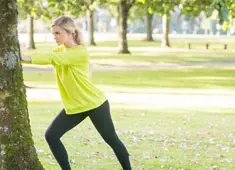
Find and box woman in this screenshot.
[20,16,132,170]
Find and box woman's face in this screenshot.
[52,26,70,45]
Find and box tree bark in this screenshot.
[162,14,171,47]
[146,10,154,41]
[28,15,36,49]
[0,0,44,169]
[117,1,130,54]
[87,9,96,46]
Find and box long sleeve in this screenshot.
[28,46,88,66]
[52,47,88,65]
[29,52,54,65]
[34,45,106,114]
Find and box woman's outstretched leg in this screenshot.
[89,101,132,170]
[45,109,88,170]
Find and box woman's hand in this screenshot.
[18,41,31,63]
[21,55,31,63]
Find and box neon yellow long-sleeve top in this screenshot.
[29,45,106,114]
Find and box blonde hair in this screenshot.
[52,16,83,45]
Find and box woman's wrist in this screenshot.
[22,55,32,63]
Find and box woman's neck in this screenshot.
[64,40,77,48]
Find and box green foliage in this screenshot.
[128,0,158,24]
[43,0,107,21]
[181,0,235,29]
[128,6,146,23]
[142,0,182,16]
[181,0,213,17]
[107,4,118,17]
[17,0,46,19]
[210,0,230,25]
[106,0,142,18]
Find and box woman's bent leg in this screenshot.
[45,109,88,170]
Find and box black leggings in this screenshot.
[45,100,131,170]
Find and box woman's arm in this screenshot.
[18,42,88,65]
[50,47,88,66]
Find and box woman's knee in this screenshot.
[103,132,120,145]
[45,129,58,144]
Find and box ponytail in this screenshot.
[74,29,83,45]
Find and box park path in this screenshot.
[23,60,235,72]
[26,87,235,108]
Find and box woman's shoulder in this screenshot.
[53,45,88,54]
[53,45,65,53]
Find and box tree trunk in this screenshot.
[162,14,171,47]
[28,15,36,49]
[87,9,96,46]
[0,0,44,169]
[146,10,154,41]
[117,1,130,54]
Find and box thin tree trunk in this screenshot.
[87,9,96,46]
[117,1,130,54]
[28,15,36,49]
[0,0,44,169]
[162,14,171,47]
[146,10,154,41]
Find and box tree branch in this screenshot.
[128,0,136,10]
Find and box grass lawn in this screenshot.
[23,67,235,90]
[25,66,235,169]
[23,39,235,169]
[29,101,235,170]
